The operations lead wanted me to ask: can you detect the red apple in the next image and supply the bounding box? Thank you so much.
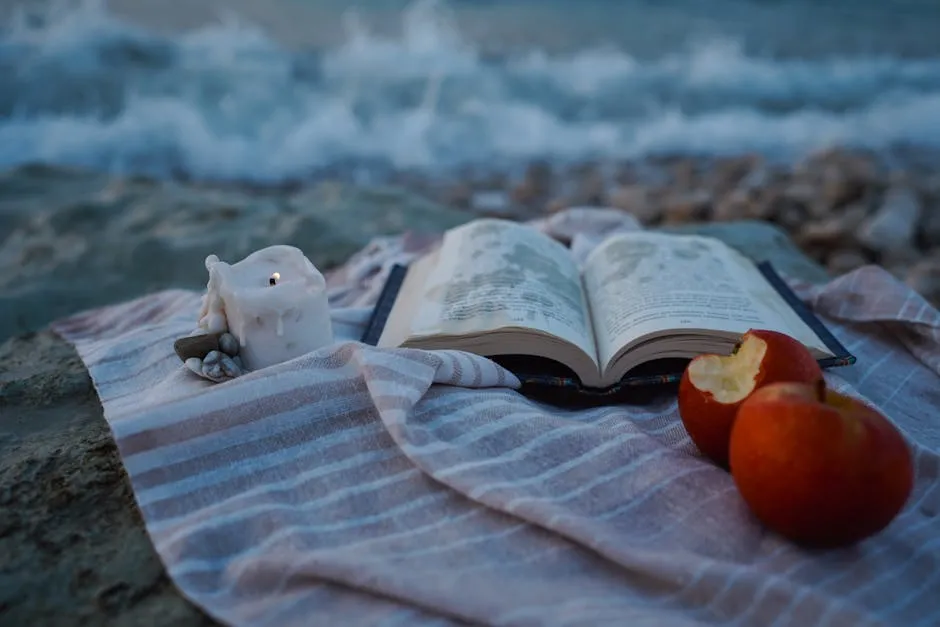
[678,329,823,468]
[729,382,914,548]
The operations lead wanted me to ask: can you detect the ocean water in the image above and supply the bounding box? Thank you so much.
[2,0,940,184]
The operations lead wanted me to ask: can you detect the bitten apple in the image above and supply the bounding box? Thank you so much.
[678,329,823,468]
[729,382,914,548]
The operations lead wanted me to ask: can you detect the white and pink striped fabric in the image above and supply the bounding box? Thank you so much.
[52,210,940,627]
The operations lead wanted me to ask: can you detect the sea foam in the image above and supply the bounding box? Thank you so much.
[1,0,940,183]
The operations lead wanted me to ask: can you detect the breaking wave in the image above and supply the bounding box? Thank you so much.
[2,0,940,182]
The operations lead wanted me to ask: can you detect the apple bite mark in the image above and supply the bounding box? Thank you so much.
[686,335,767,404]
[678,329,824,469]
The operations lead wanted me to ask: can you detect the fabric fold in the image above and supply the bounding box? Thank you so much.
[50,211,940,627]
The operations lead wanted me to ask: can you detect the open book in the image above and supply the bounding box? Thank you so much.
[371,219,853,391]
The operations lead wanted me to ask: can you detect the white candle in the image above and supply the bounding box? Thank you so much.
[198,245,333,371]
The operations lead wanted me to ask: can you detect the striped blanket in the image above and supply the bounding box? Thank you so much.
[52,210,940,627]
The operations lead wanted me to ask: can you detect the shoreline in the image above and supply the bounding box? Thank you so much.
[6,145,937,343]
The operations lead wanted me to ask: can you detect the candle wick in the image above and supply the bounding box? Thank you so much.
[269,272,280,286]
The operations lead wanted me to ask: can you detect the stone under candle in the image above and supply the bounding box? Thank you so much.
[198,245,333,371]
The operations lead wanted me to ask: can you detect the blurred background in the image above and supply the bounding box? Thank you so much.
[2,0,940,339]
[3,0,940,182]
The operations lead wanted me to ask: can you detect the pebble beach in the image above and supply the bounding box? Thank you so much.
[394,146,940,301]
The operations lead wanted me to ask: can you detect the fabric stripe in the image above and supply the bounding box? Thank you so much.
[49,214,940,627]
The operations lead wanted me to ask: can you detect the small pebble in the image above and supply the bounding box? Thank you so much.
[231,355,243,369]
[204,350,222,366]
[219,333,239,356]
[173,333,221,361]
[203,362,224,381]
[185,357,203,375]
[220,354,242,377]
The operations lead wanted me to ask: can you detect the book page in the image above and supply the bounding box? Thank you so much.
[582,232,817,368]
[408,219,597,362]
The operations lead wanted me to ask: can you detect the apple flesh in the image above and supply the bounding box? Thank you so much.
[729,382,914,548]
[678,329,823,468]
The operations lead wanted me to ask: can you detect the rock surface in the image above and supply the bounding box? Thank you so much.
[0,166,473,344]
[858,187,922,257]
[0,331,215,626]
[173,333,222,361]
